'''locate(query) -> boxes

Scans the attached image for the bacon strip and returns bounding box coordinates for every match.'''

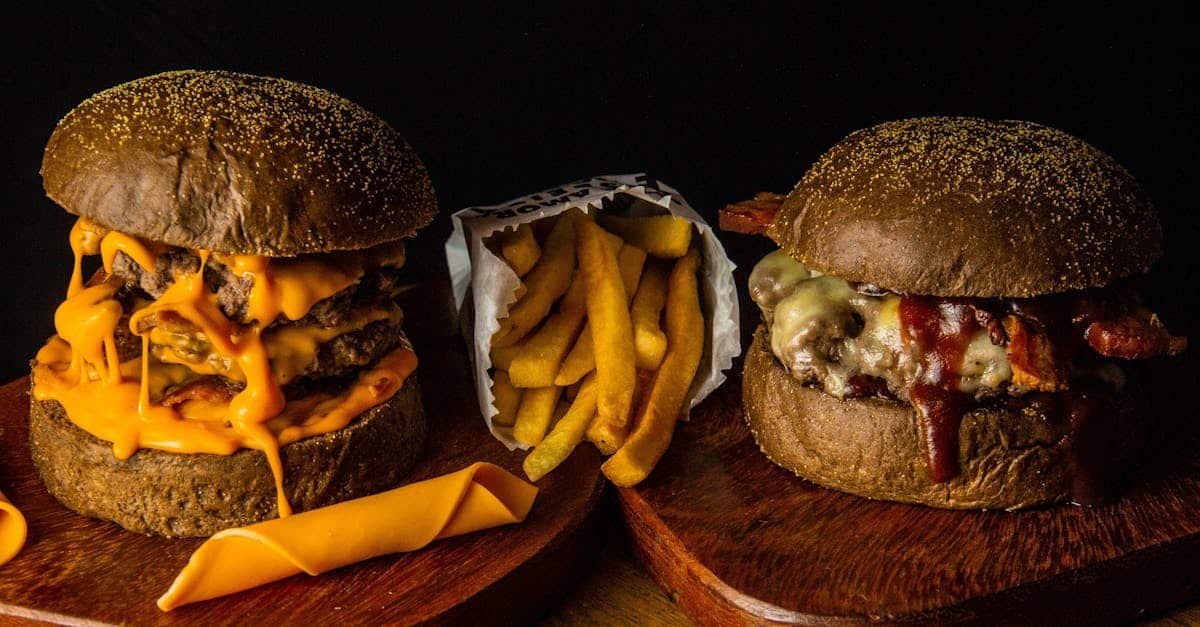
[1085,310,1187,359]
[161,377,242,408]
[1003,315,1068,392]
[718,192,785,235]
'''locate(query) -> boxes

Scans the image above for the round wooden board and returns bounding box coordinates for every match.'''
[616,356,1200,625]
[0,281,606,625]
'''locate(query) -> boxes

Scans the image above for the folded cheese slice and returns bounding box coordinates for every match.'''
[0,488,27,567]
[158,462,537,611]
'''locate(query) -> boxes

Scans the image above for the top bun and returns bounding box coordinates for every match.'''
[767,117,1161,297]
[42,70,437,256]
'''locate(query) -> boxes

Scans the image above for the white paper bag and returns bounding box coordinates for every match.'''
[445,174,740,449]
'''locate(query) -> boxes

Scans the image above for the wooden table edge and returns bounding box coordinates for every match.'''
[615,483,1200,626]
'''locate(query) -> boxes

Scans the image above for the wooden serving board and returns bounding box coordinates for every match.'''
[616,356,1200,625]
[0,281,606,625]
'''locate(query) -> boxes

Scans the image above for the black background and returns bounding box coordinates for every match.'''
[1,5,1196,381]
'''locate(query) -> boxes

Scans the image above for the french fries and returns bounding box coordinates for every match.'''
[513,385,563,446]
[602,246,704,486]
[490,341,524,371]
[508,272,588,388]
[596,214,692,258]
[492,212,577,348]
[523,374,598,481]
[617,245,648,296]
[574,215,636,452]
[490,370,522,427]
[500,223,541,277]
[487,210,707,487]
[553,244,646,386]
[518,238,626,387]
[553,326,596,386]
[630,262,669,370]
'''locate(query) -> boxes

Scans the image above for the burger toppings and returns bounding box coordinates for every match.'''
[749,250,1185,484]
[898,298,984,481]
[718,192,786,235]
[1084,311,1187,359]
[30,218,419,516]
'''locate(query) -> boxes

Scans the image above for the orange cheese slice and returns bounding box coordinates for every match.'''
[157,462,537,611]
[0,488,27,567]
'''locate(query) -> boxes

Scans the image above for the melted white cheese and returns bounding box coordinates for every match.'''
[749,251,1014,399]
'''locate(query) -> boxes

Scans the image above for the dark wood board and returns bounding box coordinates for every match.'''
[616,355,1200,625]
[0,280,607,625]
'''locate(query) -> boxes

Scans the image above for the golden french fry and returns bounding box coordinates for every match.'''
[596,214,692,258]
[490,341,524,371]
[490,370,522,427]
[585,413,622,455]
[508,271,588,388]
[609,365,657,449]
[523,374,598,481]
[617,244,647,296]
[602,246,704,486]
[554,326,595,386]
[531,214,557,241]
[500,223,541,277]
[630,262,669,370]
[492,212,577,348]
[513,385,563,446]
[553,244,646,386]
[574,215,636,445]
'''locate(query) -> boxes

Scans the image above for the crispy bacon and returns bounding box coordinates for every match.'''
[1002,315,1068,392]
[1085,310,1187,359]
[84,268,114,288]
[132,309,187,334]
[718,192,785,234]
[161,377,242,408]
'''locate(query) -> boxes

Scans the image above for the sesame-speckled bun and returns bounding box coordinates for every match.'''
[768,117,1161,297]
[41,70,437,255]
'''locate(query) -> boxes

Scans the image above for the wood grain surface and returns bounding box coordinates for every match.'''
[615,354,1200,625]
[540,533,1200,626]
[0,280,606,625]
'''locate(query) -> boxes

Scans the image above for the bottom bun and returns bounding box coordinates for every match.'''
[29,374,426,537]
[742,326,1140,510]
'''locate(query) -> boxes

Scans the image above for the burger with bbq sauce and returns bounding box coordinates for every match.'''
[721,117,1186,509]
[29,71,437,536]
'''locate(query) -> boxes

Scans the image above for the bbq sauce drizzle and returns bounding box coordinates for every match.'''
[895,289,1165,503]
[898,297,979,483]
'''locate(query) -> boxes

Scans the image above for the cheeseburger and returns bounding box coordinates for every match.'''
[722,117,1186,509]
[29,71,436,536]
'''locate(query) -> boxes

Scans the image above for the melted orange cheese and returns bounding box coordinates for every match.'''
[53,277,124,384]
[264,305,401,384]
[67,219,104,296]
[32,219,416,520]
[213,253,362,325]
[150,304,401,385]
[273,347,416,445]
[100,229,163,275]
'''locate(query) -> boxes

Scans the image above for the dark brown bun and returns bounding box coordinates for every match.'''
[28,374,426,537]
[768,117,1161,297]
[742,327,1141,510]
[42,70,437,256]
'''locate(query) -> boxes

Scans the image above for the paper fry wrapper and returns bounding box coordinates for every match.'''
[445,173,740,449]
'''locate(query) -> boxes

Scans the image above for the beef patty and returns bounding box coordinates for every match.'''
[109,249,402,328]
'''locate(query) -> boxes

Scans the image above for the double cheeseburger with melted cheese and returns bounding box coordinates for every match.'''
[29,71,437,536]
[722,117,1186,509]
